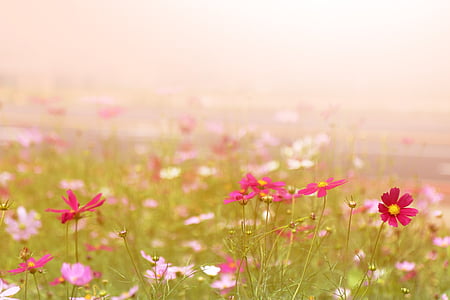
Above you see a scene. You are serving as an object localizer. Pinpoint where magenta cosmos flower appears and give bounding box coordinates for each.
[61,262,93,286]
[46,190,105,224]
[297,177,347,198]
[239,173,285,194]
[8,254,53,274]
[378,187,419,227]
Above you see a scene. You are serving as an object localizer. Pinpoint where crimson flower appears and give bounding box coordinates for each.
[297,177,347,197]
[378,187,419,227]
[8,254,53,274]
[46,190,105,224]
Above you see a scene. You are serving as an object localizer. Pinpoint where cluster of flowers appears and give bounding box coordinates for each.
[224,173,347,205]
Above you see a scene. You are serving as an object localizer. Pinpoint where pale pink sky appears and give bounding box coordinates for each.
[1,0,450,109]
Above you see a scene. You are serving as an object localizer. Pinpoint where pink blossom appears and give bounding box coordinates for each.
[211,273,236,291]
[97,106,124,119]
[4,206,41,241]
[111,285,139,300]
[395,261,416,272]
[46,190,105,224]
[297,178,347,198]
[8,254,53,274]
[61,263,93,286]
[433,236,450,248]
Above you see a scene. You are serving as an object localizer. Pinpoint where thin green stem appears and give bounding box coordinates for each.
[292,195,327,300]
[0,210,5,228]
[24,271,28,300]
[353,222,385,299]
[33,273,41,300]
[341,206,354,300]
[74,219,79,262]
[122,236,152,299]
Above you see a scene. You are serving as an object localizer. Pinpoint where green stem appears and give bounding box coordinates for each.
[292,195,327,299]
[0,210,5,228]
[341,206,355,300]
[74,219,79,262]
[122,236,152,299]
[33,273,41,300]
[353,222,385,299]
[285,194,296,262]
[24,271,28,300]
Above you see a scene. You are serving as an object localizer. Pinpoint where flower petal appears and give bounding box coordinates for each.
[388,215,398,227]
[397,214,412,226]
[317,188,327,198]
[1,286,20,296]
[397,193,413,207]
[400,207,419,217]
[389,187,400,203]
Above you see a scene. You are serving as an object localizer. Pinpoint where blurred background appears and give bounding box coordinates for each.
[1,0,449,194]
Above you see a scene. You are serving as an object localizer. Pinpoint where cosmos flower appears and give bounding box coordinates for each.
[224,189,256,205]
[0,280,20,300]
[8,254,53,274]
[111,285,139,300]
[239,173,285,194]
[46,190,105,224]
[4,206,41,241]
[297,178,347,198]
[61,263,93,286]
[378,187,419,227]
[433,236,450,248]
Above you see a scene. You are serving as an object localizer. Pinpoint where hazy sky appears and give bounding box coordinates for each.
[1,0,450,107]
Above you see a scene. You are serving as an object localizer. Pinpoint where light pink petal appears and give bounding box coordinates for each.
[397,193,413,207]
[1,286,20,296]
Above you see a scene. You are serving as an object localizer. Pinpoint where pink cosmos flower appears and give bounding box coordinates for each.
[239,173,285,194]
[433,236,450,247]
[219,256,244,273]
[378,187,419,227]
[8,254,53,274]
[0,280,20,300]
[61,263,93,286]
[297,178,347,198]
[46,190,105,224]
[178,114,196,134]
[224,189,257,205]
[395,261,416,272]
[111,285,139,300]
[97,106,124,119]
[4,206,41,241]
[141,251,176,282]
[211,274,236,292]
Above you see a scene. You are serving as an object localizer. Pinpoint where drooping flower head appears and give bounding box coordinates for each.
[297,177,347,198]
[224,189,256,205]
[8,254,53,274]
[61,262,93,286]
[378,187,419,227]
[46,190,105,224]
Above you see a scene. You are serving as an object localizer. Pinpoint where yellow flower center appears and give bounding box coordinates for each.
[388,204,401,215]
[317,181,328,188]
[258,179,267,186]
[84,295,92,300]
[27,261,35,268]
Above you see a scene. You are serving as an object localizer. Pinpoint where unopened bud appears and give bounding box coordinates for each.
[401,287,410,294]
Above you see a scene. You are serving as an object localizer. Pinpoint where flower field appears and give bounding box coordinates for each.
[0,97,449,300]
